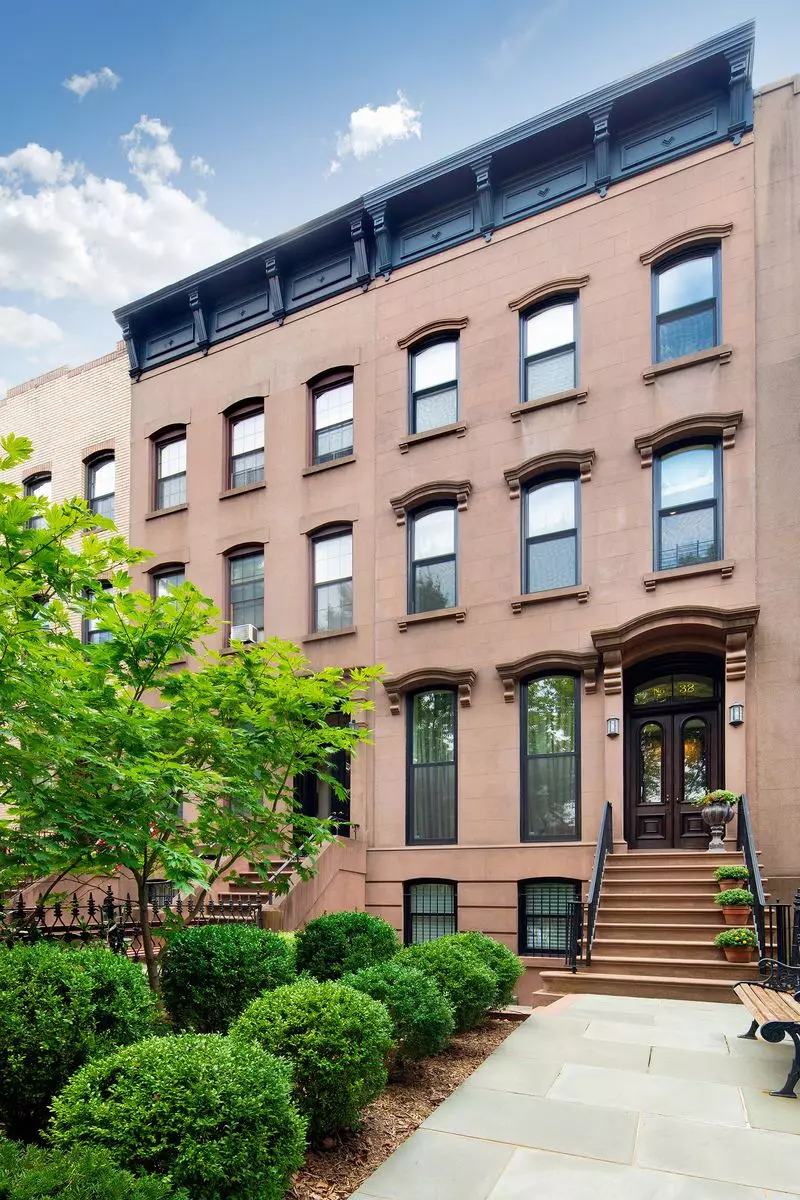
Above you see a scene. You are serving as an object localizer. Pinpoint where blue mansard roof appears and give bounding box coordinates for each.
[114,21,754,378]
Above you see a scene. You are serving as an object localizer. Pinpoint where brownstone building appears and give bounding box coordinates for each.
[114,24,799,1001]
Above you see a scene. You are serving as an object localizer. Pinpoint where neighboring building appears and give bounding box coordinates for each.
[114,24,797,1000]
[0,343,131,553]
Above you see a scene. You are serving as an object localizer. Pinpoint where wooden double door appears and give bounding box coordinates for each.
[625,660,722,849]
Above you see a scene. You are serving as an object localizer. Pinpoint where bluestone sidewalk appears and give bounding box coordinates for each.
[350,992,800,1199]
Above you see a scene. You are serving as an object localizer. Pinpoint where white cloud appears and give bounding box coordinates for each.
[329,91,421,174]
[63,67,120,99]
[0,116,255,307]
[190,155,215,178]
[0,145,77,185]
[0,306,63,348]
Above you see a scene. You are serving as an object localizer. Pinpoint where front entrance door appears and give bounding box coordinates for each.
[625,659,722,849]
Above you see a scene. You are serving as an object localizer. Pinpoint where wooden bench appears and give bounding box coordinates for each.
[735,960,800,1098]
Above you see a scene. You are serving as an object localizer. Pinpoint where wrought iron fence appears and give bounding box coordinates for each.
[0,888,264,964]
[764,893,800,967]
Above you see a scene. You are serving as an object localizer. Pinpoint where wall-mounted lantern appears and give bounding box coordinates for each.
[729,703,744,726]
[606,716,620,738]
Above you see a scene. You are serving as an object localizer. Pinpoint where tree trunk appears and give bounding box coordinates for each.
[135,876,160,992]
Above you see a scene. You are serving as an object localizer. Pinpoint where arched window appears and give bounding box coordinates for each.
[310,525,353,632]
[409,505,457,613]
[152,426,187,511]
[521,674,579,842]
[24,473,51,530]
[226,401,264,489]
[653,247,720,363]
[409,337,458,433]
[654,442,721,571]
[522,476,579,594]
[404,880,457,944]
[518,879,580,955]
[150,563,186,598]
[521,296,577,403]
[407,689,457,845]
[311,372,354,465]
[86,453,115,521]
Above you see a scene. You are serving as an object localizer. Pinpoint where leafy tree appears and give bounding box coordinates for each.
[0,435,379,990]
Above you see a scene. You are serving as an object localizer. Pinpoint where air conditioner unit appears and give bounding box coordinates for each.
[230,623,259,645]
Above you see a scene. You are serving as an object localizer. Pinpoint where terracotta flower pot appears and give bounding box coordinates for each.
[722,945,754,963]
[717,878,743,891]
[722,905,752,925]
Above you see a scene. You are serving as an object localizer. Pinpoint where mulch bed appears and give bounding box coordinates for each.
[287,1018,516,1200]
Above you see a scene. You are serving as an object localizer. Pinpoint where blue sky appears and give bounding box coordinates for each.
[0,0,797,395]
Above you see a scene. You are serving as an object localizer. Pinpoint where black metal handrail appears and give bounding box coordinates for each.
[585,801,613,965]
[737,793,766,962]
[565,900,583,972]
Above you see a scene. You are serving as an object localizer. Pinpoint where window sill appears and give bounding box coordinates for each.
[509,388,588,421]
[302,454,356,477]
[302,626,357,643]
[511,586,590,613]
[219,481,266,500]
[643,559,735,591]
[398,607,466,632]
[145,503,188,521]
[398,422,468,453]
[643,344,732,384]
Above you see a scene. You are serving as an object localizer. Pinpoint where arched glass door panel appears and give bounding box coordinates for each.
[682,717,709,805]
[639,722,664,805]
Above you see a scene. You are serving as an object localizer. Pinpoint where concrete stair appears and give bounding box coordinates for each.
[540,849,762,1003]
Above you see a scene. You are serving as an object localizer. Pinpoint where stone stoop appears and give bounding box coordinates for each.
[540,849,762,1003]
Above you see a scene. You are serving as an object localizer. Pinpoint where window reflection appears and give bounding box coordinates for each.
[639,723,663,805]
[682,717,708,803]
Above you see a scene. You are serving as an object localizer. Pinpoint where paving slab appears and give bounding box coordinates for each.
[463,1054,563,1097]
[727,1033,796,1064]
[349,1129,514,1200]
[742,1086,800,1135]
[550,1061,747,1126]
[490,1026,652,1071]
[636,1113,800,1193]
[584,1017,728,1052]
[650,1046,790,1090]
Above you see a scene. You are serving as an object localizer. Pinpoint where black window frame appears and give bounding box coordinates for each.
[403,879,457,945]
[151,563,187,599]
[85,452,115,522]
[406,688,458,846]
[311,373,354,465]
[521,473,580,595]
[408,503,458,614]
[408,334,459,435]
[82,580,113,646]
[226,546,265,642]
[520,673,581,844]
[227,402,265,490]
[153,429,187,511]
[652,245,721,364]
[520,295,578,405]
[24,472,52,530]
[653,440,722,573]
[518,878,580,956]
[311,525,354,633]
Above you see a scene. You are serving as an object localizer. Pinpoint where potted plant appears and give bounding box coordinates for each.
[690,789,740,851]
[714,927,758,963]
[715,888,754,925]
[713,864,749,891]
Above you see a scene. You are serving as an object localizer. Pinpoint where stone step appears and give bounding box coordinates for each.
[612,850,746,862]
[592,938,733,960]
[538,969,743,1003]
[588,954,761,980]
[594,921,732,941]
[602,879,719,894]
[599,893,725,909]
[604,862,759,878]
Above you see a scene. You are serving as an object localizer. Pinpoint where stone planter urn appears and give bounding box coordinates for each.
[701,800,735,851]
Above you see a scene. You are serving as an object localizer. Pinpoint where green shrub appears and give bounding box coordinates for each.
[160,923,295,1031]
[442,933,524,1008]
[0,942,159,1139]
[713,865,749,882]
[230,978,394,1138]
[713,927,758,949]
[396,940,497,1032]
[715,889,754,907]
[343,960,454,1062]
[295,911,400,980]
[49,1034,305,1200]
[0,1140,187,1200]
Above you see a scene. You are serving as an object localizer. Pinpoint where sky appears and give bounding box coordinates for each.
[0,0,797,398]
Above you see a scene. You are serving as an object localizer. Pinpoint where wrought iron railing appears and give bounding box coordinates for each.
[737,792,766,962]
[565,800,612,971]
[764,895,800,966]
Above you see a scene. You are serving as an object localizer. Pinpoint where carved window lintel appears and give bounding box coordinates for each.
[504,451,595,499]
[383,667,477,714]
[391,480,472,526]
[635,412,743,467]
[495,650,599,703]
[397,318,469,350]
[639,224,733,266]
[508,276,590,313]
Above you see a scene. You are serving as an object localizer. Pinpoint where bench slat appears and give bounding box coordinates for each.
[735,982,800,1025]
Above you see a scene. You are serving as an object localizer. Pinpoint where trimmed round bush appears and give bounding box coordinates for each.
[0,1139,188,1199]
[0,942,159,1139]
[49,1034,306,1200]
[343,960,455,1063]
[160,923,296,1031]
[230,978,394,1138]
[443,933,524,1008]
[396,940,496,1032]
[295,910,400,980]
